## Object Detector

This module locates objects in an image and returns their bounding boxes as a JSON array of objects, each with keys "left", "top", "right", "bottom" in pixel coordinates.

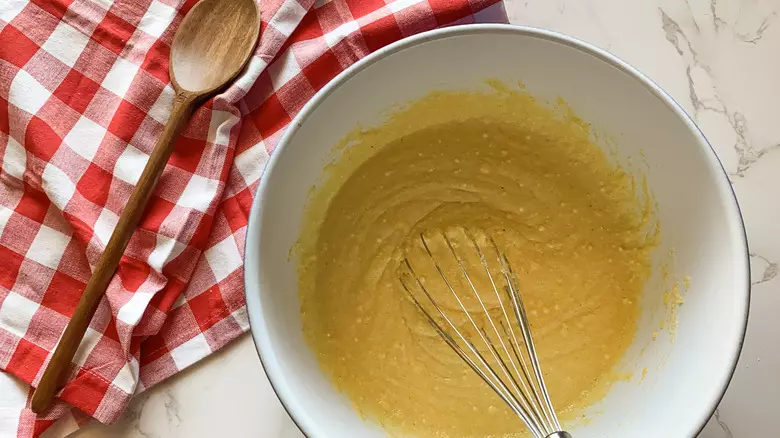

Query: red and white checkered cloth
[{"left": 0, "top": 0, "right": 507, "bottom": 436}]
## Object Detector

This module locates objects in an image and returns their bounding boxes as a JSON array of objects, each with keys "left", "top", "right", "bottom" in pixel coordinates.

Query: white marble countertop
[{"left": 67, "top": 0, "right": 779, "bottom": 437}]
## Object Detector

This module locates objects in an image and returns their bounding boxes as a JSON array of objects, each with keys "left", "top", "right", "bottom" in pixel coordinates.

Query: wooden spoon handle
[{"left": 31, "top": 91, "right": 199, "bottom": 414}]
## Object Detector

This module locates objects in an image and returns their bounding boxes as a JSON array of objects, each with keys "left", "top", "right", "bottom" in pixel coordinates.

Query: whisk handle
[{"left": 545, "top": 433, "right": 572, "bottom": 438}]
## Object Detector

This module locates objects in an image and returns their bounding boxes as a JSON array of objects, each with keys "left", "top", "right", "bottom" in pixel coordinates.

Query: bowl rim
[{"left": 243, "top": 23, "right": 750, "bottom": 438}]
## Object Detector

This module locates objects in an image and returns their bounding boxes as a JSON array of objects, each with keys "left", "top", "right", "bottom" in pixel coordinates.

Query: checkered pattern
[{"left": 0, "top": 0, "right": 507, "bottom": 436}]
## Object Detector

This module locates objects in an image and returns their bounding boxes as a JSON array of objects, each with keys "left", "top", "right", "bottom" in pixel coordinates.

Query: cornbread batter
[{"left": 297, "top": 84, "right": 657, "bottom": 437}]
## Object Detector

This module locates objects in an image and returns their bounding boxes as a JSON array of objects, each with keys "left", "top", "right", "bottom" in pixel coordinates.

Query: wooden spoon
[{"left": 31, "top": 0, "right": 260, "bottom": 413}]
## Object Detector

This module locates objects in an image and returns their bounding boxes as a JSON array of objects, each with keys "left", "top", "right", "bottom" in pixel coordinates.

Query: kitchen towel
[{"left": 0, "top": 0, "right": 507, "bottom": 436}]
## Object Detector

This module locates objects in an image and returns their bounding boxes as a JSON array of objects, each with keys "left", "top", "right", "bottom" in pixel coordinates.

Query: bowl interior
[{"left": 245, "top": 26, "right": 748, "bottom": 438}]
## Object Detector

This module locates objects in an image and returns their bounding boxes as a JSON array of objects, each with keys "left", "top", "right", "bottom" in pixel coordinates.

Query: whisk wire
[
  {"left": 435, "top": 234, "right": 534, "bottom": 412},
  {"left": 409, "top": 242, "right": 546, "bottom": 437},
  {"left": 399, "top": 263, "right": 545, "bottom": 437},
  {"left": 494, "top": 240, "right": 562, "bottom": 433},
  {"left": 440, "top": 231, "right": 553, "bottom": 432},
  {"left": 467, "top": 231, "right": 556, "bottom": 433},
  {"left": 400, "top": 229, "right": 569, "bottom": 438}
]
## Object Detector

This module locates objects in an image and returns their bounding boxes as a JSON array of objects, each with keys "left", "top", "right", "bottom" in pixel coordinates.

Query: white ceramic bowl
[{"left": 244, "top": 25, "right": 749, "bottom": 438}]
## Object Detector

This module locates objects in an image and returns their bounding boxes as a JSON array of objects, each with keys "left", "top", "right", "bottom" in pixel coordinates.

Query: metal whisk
[{"left": 399, "top": 228, "right": 571, "bottom": 438}]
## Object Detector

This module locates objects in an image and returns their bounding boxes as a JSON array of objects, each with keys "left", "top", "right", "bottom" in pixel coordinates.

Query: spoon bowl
[{"left": 172, "top": 0, "right": 260, "bottom": 93}]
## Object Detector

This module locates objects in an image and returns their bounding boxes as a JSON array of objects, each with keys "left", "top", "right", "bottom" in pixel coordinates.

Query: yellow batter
[{"left": 297, "top": 83, "right": 658, "bottom": 437}]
